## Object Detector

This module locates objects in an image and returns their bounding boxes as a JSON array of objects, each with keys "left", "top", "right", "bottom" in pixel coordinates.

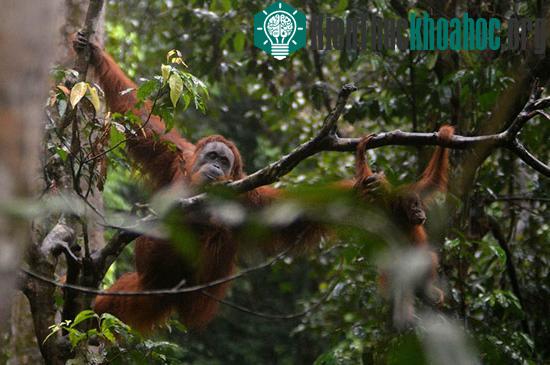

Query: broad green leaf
[
  {"left": 137, "top": 79, "right": 158, "bottom": 101},
  {"left": 161, "top": 64, "right": 171, "bottom": 85},
  {"left": 67, "top": 327, "right": 86, "bottom": 347},
  {"left": 87, "top": 86, "right": 100, "bottom": 113},
  {"left": 110, "top": 124, "right": 126, "bottom": 149},
  {"left": 168, "top": 73, "right": 183, "bottom": 108},
  {"left": 101, "top": 326, "right": 116, "bottom": 344},
  {"left": 70, "top": 82, "right": 88, "bottom": 108},
  {"left": 71, "top": 309, "right": 98, "bottom": 327},
  {"left": 182, "top": 92, "right": 191, "bottom": 110},
  {"left": 159, "top": 108, "right": 176, "bottom": 131}
]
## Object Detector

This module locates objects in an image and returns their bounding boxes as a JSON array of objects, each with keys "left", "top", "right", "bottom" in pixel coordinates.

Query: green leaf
[
  {"left": 488, "top": 241, "right": 506, "bottom": 264},
  {"left": 137, "top": 79, "right": 158, "bottom": 101},
  {"left": 70, "top": 82, "right": 88, "bottom": 108},
  {"left": 71, "top": 309, "right": 98, "bottom": 327},
  {"left": 56, "top": 147, "right": 68, "bottom": 162},
  {"left": 159, "top": 108, "right": 176, "bottom": 131},
  {"left": 109, "top": 124, "right": 126, "bottom": 150},
  {"left": 233, "top": 32, "right": 245, "bottom": 52},
  {"left": 182, "top": 92, "right": 191, "bottom": 110},
  {"left": 168, "top": 73, "right": 183, "bottom": 108},
  {"left": 67, "top": 328, "right": 86, "bottom": 348},
  {"left": 101, "top": 326, "right": 117, "bottom": 344}
]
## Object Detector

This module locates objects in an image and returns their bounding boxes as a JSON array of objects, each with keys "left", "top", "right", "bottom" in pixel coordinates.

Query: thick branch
[
  {"left": 325, "top": 130, "right": 505, "bottom": 151},
  {"left": 230, "top": 83, "right": 356, "bottom": 193},
  {"left": 91, "top": 230, "right": 138, "bottom": 284},
  {"left": 73, "top": 0, "right": 105, "bottom": 81},
  {"left": 176, "top": 127, "right": 547, "bottom": 210}
]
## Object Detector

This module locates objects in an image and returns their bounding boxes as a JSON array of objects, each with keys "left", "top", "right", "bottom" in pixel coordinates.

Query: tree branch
[
  {"left": 23, "top": 241, "right": 296, "bottom": 297},
  {"left": 73, "top": 0, "right": 105, "bottom": 81},
  {"left": 58, "top": 0, "right": 105, "bottom": 132},
  {"left": 91, "top": 230, "right": 138, "bottom": 284},
  {"left": 174, "top": 86, "right": 549, "bottom": 212},
  {"left": 508, "top": 139, "right": 550, "bottom": 177}
]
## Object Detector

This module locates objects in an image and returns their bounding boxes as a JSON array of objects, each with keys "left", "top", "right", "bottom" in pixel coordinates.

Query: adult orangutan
[
  {"left": 353, "top": 125, "right": 454, "bottom": 323},
  {"left": 73, "top": 33, "right": 322, "bottom": 333}
]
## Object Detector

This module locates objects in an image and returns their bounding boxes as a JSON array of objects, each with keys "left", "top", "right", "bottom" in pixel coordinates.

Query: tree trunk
[{"left": 0, "top": 0, "right": 60, "bottom": 363}]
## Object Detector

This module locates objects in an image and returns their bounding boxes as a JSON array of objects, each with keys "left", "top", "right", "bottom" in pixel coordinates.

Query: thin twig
[
  {"left": 200, "top": 279, "right": 336, "bottom": 320},
  {"left": 23, "top": 243, "right": 295, "bottom": 297}
]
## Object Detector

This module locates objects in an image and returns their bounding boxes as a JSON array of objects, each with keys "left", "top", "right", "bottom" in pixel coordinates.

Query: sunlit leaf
[
  {"left": 67, "top": 327, "right": 86, "bottom": 347},
  {"left": 168, "top": 73, "right": 183, "bottom": 108},
  {"left": 57, "top": 84, "right": 70, "bottom": 96},
  {"left": 161, "top": 64, "right": 171, "bottom": 85},
  {"left": 69, "top": 81, "right": 88, "bottom": 108},
  {"left": 87, "top": 86, "right": 100, "bottom": 113},
  {"left": 71, "top": 309, "right": 98, "bottom": 327},
  {"left": 56, "top": 147, "right": 68, "bottom": 162},
  {"left": 110, "top": 124, "right": 126, "bottom": 149},
  {"left": 166, "top": 49, "right": 180, "bottom": 63}
]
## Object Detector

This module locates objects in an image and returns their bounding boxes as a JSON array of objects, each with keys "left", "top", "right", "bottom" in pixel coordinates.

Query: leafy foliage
[{"left": 45, "top": 310, "right": 186, "bottom": 364}]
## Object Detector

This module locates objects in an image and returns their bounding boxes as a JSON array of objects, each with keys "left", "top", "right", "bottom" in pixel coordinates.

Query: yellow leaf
[
  {"left": 57, "top": 84, "right": 70, "bottom": 96},
  {"left": 166, "top": 49, "right": 178, "bottom": 63},
  {"left": 166, "top": 49, "right": 187, "bottom": 67},
  {"left": 70, "top": 82, "right": 88, "bottom": 108},
  {"left": 168, "top": 73, "right": 183, "bottom": 108},
  {"left": 161, "top": 64, "right": 171, "bottom": 85},
  {"left": 87, "top": 86, "right": 100, "bottom": 113}
]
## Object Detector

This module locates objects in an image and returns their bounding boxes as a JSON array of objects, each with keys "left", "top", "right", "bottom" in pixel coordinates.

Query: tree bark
[{"left": 0, "top": 0, "right": 60, "bottom": 363}]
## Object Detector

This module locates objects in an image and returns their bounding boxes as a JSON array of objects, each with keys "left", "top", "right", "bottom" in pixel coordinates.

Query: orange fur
[
  {"left": 354, "top": 125, "right": 454, "bottom": 307},
  {"left": 412, "top": 125, "right": 455, "bottom": 195},
  {"left": 94, "top": 273, "right": 173, "bottom": 333},
  {"left": 82, "top": 44, "right": 322, "bottom": 332}
]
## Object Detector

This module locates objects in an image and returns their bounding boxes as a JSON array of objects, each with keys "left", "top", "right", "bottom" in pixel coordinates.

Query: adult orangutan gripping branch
[{"left": 73, "top": 33, "right": 324, "bottom": 333}]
